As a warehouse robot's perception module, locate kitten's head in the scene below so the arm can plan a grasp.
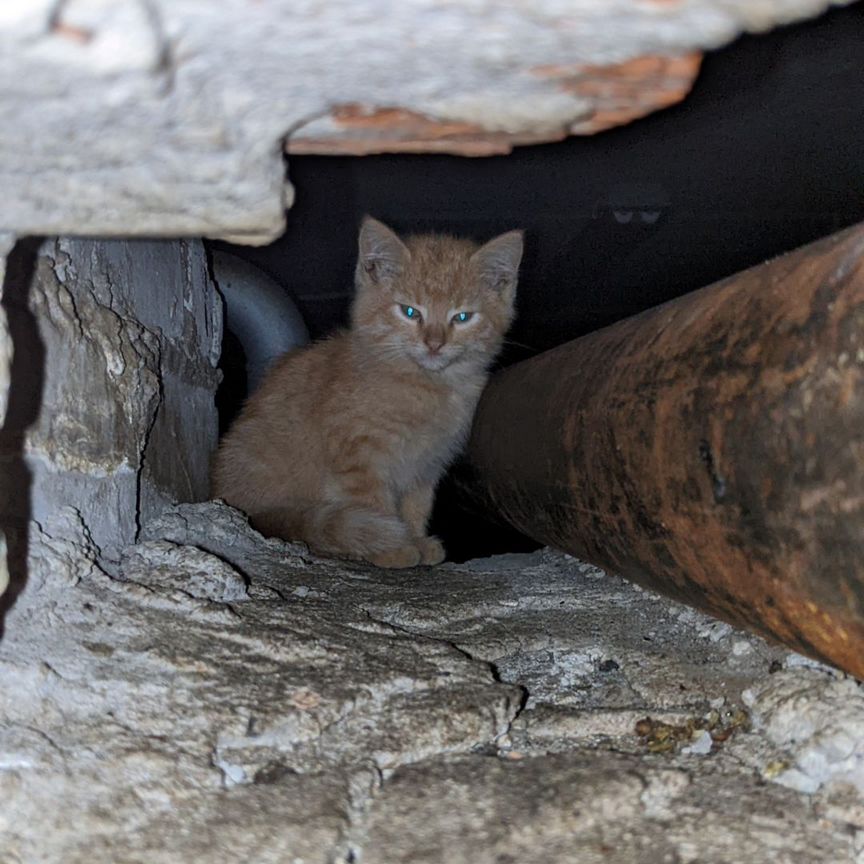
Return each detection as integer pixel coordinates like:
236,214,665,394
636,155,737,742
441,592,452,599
351,216,523,374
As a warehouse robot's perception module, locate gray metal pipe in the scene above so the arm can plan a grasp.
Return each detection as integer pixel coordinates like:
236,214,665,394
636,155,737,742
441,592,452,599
211,251,309,392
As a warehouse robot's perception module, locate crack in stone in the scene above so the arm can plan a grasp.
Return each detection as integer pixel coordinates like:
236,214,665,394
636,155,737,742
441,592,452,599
359,608,530,744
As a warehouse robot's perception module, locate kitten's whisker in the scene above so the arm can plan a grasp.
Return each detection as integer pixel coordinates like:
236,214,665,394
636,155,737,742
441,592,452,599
502,338,538,352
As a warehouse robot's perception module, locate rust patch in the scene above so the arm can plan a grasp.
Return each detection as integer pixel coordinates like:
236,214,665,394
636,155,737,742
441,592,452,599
329,104,484,138
48,0,95,43
287,105,563,156
51,22,94,43
533,53,702,135
287,53,702,156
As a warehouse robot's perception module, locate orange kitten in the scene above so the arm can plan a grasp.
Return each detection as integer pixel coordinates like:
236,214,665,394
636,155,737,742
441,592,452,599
211,217,523,568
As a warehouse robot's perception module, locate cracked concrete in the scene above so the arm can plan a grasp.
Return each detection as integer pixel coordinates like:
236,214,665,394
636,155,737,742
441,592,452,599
1,0,854,241
2,501,863,862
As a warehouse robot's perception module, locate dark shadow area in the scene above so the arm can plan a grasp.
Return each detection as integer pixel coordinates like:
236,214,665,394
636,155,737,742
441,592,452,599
0,239,44,637
210,3,864,560
215,326,249,437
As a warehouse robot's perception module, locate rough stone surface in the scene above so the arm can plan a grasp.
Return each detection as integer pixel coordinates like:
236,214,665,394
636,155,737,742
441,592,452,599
2,238,221,563
0,0,853,242
1,501,862,863
0,236,14,597
0,234,13,427
744,669,864,795
364,753,848,864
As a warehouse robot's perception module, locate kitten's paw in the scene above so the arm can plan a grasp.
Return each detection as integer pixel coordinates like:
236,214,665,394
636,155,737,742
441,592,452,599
418,536,446,566
369,545,422,569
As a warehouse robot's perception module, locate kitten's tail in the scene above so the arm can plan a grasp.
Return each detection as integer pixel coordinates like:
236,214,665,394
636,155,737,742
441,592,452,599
252,502,409,560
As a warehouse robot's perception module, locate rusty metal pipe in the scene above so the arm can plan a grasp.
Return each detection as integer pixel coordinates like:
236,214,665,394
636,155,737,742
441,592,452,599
465,223,864,677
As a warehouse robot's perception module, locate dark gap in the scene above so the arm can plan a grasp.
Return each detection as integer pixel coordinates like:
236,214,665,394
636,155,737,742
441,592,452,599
208,3,864,561
215,326,248,438
0,238,44,635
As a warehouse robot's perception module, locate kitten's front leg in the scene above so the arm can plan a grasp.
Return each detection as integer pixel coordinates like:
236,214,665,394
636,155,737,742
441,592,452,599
333,467,424,568
400,484,446,566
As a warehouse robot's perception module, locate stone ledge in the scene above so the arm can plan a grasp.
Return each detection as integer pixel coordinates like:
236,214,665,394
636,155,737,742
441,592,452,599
1,501,861,862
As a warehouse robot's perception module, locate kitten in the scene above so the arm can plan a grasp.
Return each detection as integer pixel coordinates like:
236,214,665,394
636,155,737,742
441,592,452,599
211,216,523,568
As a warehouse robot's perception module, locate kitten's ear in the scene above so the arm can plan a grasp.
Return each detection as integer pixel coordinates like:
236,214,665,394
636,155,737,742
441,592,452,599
357,216,410,286
471,230,524,294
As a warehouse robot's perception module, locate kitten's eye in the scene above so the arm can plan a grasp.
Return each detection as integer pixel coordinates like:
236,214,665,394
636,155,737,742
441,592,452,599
399,304,421,321
452,311,474,324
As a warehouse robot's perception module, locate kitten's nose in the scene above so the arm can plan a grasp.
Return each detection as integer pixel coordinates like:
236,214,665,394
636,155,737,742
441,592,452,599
424,330,446,354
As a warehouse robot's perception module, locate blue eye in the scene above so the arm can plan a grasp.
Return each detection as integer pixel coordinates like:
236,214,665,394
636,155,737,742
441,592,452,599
452,311,473,324
399,304,420,320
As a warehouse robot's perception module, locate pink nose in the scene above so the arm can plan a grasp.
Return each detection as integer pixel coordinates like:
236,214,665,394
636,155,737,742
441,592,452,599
425,338,444,355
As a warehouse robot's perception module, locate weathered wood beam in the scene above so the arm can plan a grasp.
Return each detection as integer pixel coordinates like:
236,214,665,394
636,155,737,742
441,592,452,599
465,223,864,677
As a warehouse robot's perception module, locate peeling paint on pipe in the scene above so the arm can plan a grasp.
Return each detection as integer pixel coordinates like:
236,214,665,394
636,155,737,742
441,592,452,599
465,222,864,677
